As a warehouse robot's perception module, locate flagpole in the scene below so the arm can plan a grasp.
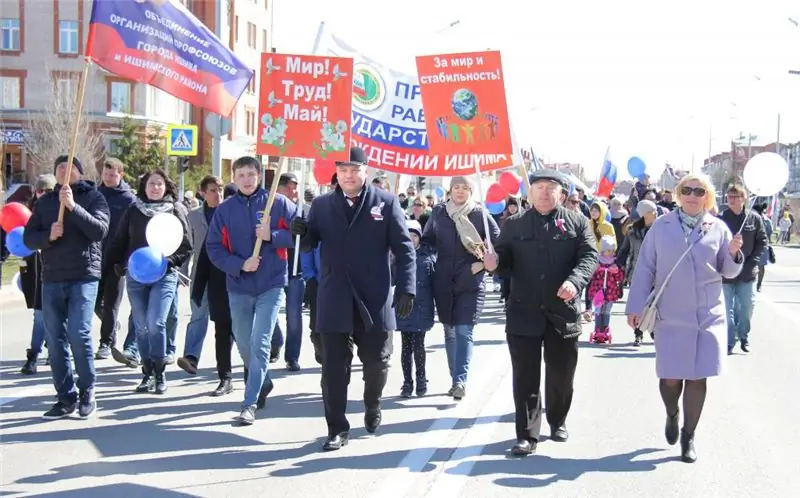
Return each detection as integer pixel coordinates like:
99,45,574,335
252,157,288,258
57,60,91,223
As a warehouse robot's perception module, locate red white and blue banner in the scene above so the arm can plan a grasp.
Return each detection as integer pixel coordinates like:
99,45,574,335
595,146,617,198
314,24,515,176
86,0,253,117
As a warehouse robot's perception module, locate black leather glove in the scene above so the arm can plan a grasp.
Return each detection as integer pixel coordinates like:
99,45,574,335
393,293,415,319
290,217,308,237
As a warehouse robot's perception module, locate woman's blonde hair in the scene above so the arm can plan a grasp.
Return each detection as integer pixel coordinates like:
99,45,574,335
675,173,717,213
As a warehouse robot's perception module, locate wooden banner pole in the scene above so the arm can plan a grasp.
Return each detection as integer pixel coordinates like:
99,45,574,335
57,61,91,223
252,156,288,258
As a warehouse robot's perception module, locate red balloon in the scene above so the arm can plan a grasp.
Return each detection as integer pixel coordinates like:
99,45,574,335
313,159,337,185
498,171,521,195
485,183,507,204
0,202,32,233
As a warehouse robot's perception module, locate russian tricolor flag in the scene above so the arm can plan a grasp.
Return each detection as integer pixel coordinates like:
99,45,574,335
595,147,617,198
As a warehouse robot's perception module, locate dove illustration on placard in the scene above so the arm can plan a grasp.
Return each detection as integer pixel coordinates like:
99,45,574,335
332,64,348,81
267,91,283,108
266,58,281,75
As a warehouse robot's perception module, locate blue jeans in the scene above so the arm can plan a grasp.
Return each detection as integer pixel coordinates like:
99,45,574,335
443,324,474,387
182,288,210,360
127,271,179,362
121,313,138,357
30,309,46,354
594,302,612,329
166,285,179,356
723,281,756,348
229,287,285,408
270,277,305,363
41,280,99,403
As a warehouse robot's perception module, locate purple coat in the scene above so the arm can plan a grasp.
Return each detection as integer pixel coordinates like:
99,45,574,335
626,211,742,380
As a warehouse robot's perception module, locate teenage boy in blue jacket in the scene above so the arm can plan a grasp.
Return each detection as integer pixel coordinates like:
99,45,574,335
206,156,298,425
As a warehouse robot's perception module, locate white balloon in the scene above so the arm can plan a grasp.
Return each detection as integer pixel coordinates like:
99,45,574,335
145,212,184,257
743,152,789,196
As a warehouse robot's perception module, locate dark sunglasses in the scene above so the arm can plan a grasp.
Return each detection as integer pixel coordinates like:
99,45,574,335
680,186,706,197
413,203,424,207
568,199,580,204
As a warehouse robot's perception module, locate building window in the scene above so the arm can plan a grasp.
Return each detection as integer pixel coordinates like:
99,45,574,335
247,22,256,49
58,20,79,54
105,135,123,157
245,108,256,136
0,76,21,109
262,29,268,52
0,19,21,51
109,81,132,113
234,16,239,42
54,76,79,101
247,75,256,94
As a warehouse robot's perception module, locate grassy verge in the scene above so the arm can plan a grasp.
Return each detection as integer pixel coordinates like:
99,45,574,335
1,256,22,287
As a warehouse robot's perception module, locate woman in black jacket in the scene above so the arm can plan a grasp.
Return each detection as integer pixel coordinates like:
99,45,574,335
19,175,56,374
105,170,192,395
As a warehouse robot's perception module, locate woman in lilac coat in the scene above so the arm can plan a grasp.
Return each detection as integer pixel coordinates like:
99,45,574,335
626,173,743,464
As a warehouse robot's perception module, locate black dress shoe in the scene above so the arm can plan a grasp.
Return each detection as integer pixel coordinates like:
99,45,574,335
665,410,680,445
550,425,569,442
322,432,349,451
256,380,274,410
365,407,382,434
511,439,536,456
680,428,697,463
211,378,233,397
286,361,301,372
740,341,750,353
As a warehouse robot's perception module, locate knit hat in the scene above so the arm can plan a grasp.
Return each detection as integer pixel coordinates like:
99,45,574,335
600,235,617,253
450,176,473,191
35,174,57,191
636,199,657,217
53,155,84,175
406,219,422,237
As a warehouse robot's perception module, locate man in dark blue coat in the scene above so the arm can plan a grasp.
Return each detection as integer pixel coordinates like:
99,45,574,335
94,157,136,360
291,147,416,451
24,155,110,420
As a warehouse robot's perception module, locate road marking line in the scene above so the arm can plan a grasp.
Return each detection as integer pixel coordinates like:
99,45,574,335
423,371,513,498
368,346,510,498
0,387,51,407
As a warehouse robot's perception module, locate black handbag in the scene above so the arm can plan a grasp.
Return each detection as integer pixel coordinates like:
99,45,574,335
768,245,776,264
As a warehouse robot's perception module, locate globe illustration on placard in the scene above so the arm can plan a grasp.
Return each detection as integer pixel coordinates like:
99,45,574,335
451,89,478,120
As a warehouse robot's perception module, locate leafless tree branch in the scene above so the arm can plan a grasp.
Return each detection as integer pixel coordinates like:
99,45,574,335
25,64,104,181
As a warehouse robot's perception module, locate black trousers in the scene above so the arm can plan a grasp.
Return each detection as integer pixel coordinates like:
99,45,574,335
94,270,125,346
306,278,323,365
507,328,579,442
320,304,393,436
214,318,234,381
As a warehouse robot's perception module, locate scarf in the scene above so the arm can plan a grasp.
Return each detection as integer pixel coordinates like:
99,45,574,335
677,208,704,238
445,199,486,273
134,197,175,218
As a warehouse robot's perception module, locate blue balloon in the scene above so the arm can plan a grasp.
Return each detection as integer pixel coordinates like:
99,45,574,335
605,211,612,222
6,226,33,257
569,183,576,196
486,200,506,215
627,156,646,178
519,180,528,198
435,186,446,198
128,247,167,284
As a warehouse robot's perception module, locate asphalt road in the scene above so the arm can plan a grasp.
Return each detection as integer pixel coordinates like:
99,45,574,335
1,248,799,497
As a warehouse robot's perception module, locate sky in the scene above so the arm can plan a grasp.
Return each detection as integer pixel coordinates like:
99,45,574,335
272,0,800,182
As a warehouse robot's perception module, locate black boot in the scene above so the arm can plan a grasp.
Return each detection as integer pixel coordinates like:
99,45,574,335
415,377,428,397
136,360,155,393
665,409,680,445
400,382,413,398
680,429,697,463
153,360,167,395
21,349,38,375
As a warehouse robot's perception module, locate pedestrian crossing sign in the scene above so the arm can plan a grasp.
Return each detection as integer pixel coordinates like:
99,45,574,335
166,124,198,157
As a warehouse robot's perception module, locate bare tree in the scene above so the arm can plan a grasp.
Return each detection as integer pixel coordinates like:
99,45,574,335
25,65,104,181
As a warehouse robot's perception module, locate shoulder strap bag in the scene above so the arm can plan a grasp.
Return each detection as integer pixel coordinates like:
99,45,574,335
637,237,703,334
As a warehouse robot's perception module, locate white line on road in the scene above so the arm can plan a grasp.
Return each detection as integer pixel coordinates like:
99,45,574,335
368,346,511,498
0,387,51,407
423,370,513,498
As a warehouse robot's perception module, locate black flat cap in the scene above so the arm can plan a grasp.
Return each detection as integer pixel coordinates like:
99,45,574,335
528,170,570,190
336,147,368,167
279,172,298,186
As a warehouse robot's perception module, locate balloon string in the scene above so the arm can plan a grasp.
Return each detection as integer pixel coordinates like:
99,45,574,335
176,271,191,283
736,196,757,235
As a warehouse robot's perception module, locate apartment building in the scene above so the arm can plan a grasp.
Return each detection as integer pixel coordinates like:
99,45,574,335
0,0,276,184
